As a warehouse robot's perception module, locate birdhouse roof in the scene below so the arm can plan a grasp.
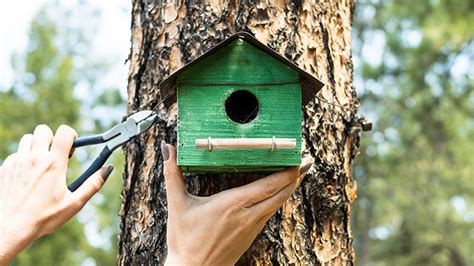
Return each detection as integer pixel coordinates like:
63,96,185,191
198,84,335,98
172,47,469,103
158,32,324,108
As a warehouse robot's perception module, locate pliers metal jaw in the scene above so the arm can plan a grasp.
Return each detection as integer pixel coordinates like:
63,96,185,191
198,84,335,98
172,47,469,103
68,110,157,192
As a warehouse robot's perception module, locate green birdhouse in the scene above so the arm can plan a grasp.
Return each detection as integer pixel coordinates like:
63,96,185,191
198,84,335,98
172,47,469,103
159,32,324,173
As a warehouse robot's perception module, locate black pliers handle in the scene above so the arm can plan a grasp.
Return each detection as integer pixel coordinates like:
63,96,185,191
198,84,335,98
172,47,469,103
68,110,157,192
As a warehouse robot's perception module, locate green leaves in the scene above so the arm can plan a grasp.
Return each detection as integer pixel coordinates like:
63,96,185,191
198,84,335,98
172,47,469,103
352,0,474,265
1,5,124,266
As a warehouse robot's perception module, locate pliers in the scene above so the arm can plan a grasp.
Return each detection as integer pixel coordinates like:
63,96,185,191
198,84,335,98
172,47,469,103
68,110,157,192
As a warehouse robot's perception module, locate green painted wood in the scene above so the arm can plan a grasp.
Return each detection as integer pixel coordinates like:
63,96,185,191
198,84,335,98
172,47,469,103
177,85,301,172
176,39,303,172
181,166,288,173
177,39,300,84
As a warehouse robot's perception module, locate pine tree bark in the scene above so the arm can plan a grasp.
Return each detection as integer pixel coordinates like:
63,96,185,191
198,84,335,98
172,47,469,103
118,0,361,264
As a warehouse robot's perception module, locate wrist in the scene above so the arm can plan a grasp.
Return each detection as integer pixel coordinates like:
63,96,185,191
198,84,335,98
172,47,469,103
0,224,38,265
0,240,16,265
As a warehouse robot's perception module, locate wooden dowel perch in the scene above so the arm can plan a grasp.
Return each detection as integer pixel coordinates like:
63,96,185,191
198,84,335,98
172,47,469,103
195,137,297,151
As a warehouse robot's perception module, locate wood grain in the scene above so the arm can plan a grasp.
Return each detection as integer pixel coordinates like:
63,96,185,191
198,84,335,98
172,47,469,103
177,39,302,172
177,39,300,84
195,137,297,150
177,84,301,170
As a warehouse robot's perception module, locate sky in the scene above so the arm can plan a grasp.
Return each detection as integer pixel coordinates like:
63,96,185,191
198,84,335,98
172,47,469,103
0,0,131,96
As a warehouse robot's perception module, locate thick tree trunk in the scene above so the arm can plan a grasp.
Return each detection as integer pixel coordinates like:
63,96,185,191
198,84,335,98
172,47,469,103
118,0,361,265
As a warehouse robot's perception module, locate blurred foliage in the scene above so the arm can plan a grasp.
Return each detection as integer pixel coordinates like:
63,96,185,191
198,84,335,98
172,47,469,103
352,0,474,265
2,1,473,265
0,5,125,266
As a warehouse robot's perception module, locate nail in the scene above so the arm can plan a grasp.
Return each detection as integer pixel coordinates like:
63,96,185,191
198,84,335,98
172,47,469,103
101,164,114,181
161,140,169,161
300,158,314,175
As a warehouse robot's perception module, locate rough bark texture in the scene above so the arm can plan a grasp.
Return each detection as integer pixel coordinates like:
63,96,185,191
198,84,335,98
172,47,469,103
119,0,361,265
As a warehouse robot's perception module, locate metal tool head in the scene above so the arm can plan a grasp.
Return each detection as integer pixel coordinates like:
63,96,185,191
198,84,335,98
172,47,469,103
104,110,157,150
127,110,157,135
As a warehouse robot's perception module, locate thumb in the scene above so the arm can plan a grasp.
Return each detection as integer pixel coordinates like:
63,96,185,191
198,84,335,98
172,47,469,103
161,141,187,210
71,165,113,209
40,165,113,237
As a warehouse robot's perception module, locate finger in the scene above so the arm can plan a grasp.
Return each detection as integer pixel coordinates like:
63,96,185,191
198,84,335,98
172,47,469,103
2,153,18,167
232,158,313,207
31,125,54,152
70,165,113,210
252,178,300,226
162,141,187,210
40,165,113,237
230,167,298,208
51,125,78,162
17,134,33,154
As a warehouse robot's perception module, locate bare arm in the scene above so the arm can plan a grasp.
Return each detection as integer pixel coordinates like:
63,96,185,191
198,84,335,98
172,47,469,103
161,141,312,265
0,125,113,265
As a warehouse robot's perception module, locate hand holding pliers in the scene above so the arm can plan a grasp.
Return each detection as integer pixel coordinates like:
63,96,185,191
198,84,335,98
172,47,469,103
68,110,157,191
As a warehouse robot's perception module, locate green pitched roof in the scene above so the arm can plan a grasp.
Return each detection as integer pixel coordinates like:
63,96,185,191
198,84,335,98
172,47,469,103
159,32,324,108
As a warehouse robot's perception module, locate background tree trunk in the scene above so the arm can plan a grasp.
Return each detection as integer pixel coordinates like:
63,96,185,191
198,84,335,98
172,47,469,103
118,0,361,264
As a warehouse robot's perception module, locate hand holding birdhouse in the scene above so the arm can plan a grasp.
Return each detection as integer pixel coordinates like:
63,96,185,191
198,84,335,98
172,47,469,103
161,141,313,265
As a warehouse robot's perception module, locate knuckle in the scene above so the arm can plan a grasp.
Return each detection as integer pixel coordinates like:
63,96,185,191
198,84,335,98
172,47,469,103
225,196,239,209
41,155,56,169
265,181,277,196
283,189,293,200
25,154,36,167
163,167,171,177
36,124,53,134
72,198,85,210
280,188,294,202
3,153,19,166
284,169,297,182
6,152,18,161
163,166,177,179
30,152,41,163
57,124,77,137
237,219,252,233
52,191,64,203
21,133,33,141
224,195,245,213
91,179,103,193
29,153,56,169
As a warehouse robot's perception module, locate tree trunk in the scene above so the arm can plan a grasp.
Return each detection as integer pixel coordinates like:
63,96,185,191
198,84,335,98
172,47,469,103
118,0,361,265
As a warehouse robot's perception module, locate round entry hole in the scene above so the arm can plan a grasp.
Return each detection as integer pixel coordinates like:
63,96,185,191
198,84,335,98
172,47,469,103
225,90,259,124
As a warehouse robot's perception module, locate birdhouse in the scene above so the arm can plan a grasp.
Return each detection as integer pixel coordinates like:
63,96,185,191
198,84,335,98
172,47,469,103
159,32,324,173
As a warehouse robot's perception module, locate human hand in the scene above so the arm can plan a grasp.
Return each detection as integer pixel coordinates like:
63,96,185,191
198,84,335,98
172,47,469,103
161,141,313,265
0,125,113,265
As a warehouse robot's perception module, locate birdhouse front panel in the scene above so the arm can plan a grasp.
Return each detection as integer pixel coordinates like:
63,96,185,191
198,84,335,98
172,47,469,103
176,39,302,173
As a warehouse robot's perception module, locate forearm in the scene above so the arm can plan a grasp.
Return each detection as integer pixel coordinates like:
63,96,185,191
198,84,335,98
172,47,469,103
0,218,41,265
0,249,14,266
0,229,33,265
0,239,20,266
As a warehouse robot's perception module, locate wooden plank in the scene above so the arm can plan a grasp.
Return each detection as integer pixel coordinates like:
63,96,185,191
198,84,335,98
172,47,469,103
195,138,297,150
180,166,288,173
177,84,301,169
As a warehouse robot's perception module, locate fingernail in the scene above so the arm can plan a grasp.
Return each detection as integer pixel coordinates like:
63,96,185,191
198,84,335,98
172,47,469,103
101,165,114,181
161,140,169,161
300,158,314,175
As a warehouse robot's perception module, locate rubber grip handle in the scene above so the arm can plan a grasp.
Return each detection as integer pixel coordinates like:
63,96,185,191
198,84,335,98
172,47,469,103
67,146,112,192
73,135,105,148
